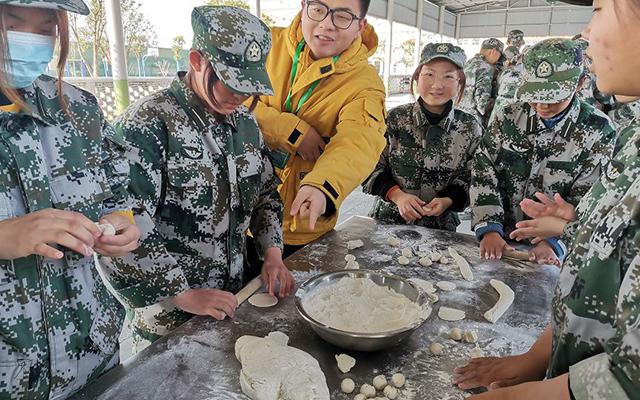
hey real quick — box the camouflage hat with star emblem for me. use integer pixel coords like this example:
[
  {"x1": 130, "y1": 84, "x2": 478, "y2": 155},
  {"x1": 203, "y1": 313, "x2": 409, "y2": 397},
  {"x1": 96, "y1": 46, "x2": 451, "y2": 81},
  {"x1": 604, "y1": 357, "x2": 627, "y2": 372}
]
[
  {"x1": 0, "y1": 0, "x2": 89, "y2": 15},
  {"x1": 481, "y1": 38, "x2": 505, "y2": 54},
  {"x1": 191, "y1": 6, "x2": 273, "y2": 96},
  {"x1": 419, "y1": 42, "x2": 467, "y2": 69},
  {"x1": 517, "y1": 38, "x2": 584, "y2": 103}
]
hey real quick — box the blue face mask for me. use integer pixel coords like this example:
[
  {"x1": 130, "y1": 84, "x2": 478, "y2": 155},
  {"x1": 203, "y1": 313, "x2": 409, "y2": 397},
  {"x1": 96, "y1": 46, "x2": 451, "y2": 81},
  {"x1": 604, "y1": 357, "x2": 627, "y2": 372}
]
[{"x1": 4, "y1": 31, "x2": 55, "y2": 89}]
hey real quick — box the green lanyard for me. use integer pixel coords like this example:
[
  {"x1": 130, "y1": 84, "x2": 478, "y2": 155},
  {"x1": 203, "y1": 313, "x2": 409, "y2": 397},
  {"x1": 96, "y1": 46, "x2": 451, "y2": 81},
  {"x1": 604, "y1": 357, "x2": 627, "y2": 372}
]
[{"x1": 284, "y1": 39, "x2": 338, "y2": 114}]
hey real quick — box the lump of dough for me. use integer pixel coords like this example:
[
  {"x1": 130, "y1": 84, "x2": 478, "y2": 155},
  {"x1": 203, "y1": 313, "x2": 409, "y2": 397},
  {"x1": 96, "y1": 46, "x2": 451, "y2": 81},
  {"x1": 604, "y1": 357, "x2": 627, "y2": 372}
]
[
  {"x1": 354, "y1": 395, "x2": 367, "y2": 400},
  {"x1": 372, "y1": 374, "x2": 387, "y2": 390},
  {"x1": 449, "y1": 327, "x2": 463, "y2": 341},
  {"x1": 335, "y1": 353, "x2": 356, "y2": 373},
  {"x1": 235, "y1": 332, "x2": 330, "y2": 400},
  {"x1": 383, "y1": 385, "x2": 399, "y2": 399},
  {"x1": 438, "y1": 306, "x2": 466, "y2": 321},
  {"x1": 387, "y1": 236, "x2": 401, "y2": 247},
  {"x1": 436, "y1": 281, "x2": 456, "y2": 291},
  {"x1": 341, "y1": 378, "x2": 355, "y2": 394},
  {"x1": 345, "y1": 254, "x2": 356, "y2": 262},
  {"x1": 440, "y1": 257, "x2": 450, "y2": 265},
  {"x1": 345, "y1": 260, "x2": 360, "y2": 269},
  {"x1": 418, "y1": 257, "x2": 433, "y2": 267},
  {"x1": 470, "y1": 346, "x2": 485, "y2": 358},
  {"x1": 430, "y1": 342, "x2": 444, "y2": 355},
  {"x1": 360, "y1": 383, "x2": 376, "y2": 397},
  {"x1": 463, "y1": 330, "x2": 478, "y2": 344},
  {"x1": 95, "y1": 222, "x2": 116, "y2": 236},
  {"x1": 430, "y1": 251, "x2": 442, "y2": 262},
  {"x1": 390, "y1": 373, "x2": 405, "y2": 388},
  {"x1": 397, "y1": 256, "x2": 410, "y2": 265},
  {"x1": 401, "y1": 247, "x2": 413, "y2": 258},
  {"x1": 347, "y1": 239, "x2": 364, "y2": 250}
]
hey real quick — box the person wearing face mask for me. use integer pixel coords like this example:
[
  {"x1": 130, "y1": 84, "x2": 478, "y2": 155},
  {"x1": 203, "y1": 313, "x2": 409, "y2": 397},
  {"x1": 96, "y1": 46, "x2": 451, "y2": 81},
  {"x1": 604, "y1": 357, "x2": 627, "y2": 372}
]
[
  {"x1": 455, "y1": 0, "x2": 640, "y2": 398},
  {"x1": 249, "y1": 0, "x2": 386, "y2": 257},
  {"x1": 0, "y1": 0, "x2": 142, "y2": 398},
  {"x1": 363, "y1": 43, "x2": 482, "y2": 231},
  {"x1": 106, "y1": 6, "x2": 294, "y2": 352},
  {"x1": 459, "y1": 38, "x2": 504, "y2": 127},
  {"x1": 470, "y1": 38, "x2": 616, "y2": 266}
]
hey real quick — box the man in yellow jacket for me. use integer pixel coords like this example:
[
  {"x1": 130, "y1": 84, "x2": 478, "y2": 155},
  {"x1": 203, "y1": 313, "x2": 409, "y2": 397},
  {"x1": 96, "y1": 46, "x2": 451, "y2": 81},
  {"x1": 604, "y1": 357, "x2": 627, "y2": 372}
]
[{"x1": 252, "y1": 0, "x2": 387, "y2": 255}]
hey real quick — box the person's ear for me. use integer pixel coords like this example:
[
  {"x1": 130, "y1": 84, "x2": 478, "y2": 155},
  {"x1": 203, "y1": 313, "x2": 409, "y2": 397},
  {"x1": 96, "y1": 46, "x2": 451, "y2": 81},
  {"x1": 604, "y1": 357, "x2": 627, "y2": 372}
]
[
  {"x1": 189, "y1": 50, "x2": 205, "y2": 72},
  {"x1": 358, "y1": 17, "x2": 367, "y2": 34}
]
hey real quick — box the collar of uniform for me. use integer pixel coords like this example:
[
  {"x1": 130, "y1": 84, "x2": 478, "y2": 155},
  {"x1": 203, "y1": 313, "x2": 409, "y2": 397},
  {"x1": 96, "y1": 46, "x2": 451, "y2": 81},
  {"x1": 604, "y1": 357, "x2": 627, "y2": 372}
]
[
  {"x1": 526, "y1": 96, "x2": 580, "y2": 139},
  {"x1": 168, "y1": 72, "x2": 237, "y2": 131},
  {"x1": 413, "y1": 99, "x2": 454, "y2": 130}
]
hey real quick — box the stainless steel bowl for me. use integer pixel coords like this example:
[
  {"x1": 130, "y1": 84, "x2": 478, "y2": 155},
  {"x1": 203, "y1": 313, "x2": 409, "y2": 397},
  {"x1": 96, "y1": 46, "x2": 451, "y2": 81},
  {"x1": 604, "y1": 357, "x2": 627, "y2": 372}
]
[{"x1": 294, "y1": 270, "x2": 431, "y2": 351}]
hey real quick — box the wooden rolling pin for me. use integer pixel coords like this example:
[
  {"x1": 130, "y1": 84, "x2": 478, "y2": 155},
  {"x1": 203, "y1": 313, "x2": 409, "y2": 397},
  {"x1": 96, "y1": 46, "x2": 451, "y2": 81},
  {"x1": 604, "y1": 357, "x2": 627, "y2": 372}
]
[
  {"x1": 235, "y1": 276, "x2": 264, "y2": 305},
  {"x1": 503, "y1": 249, "x2": 531, "y2": 261}
]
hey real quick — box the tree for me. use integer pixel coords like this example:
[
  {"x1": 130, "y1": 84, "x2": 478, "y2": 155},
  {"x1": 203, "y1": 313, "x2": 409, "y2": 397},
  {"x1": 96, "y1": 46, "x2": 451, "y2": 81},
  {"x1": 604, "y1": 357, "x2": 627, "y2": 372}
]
[
  {"x1": 122, "y1": 0, "x2": 157, "y2": 76},
  {"x1": 156, "y1": 59, "x2": 172, "y2": 77},
  {"x1": 172, "y1": 36, "x2": 186, "y2": 72},
  {"x1": 70, "y1": 0, "x2": 108, "y2": 77}
]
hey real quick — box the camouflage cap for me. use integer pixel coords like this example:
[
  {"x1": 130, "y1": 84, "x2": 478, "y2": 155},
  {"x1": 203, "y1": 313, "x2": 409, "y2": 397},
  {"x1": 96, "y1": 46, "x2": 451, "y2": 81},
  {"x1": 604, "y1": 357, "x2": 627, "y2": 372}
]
[
  {"x1": 508, "y1": 29, "x2": 525, "y2": 48},
  {"x1": 419, "y1": 42, "x2": 467, "y2": 69},
  {"x1": 503, "y1": 46, "x2": 520, "y2": 61},
  {"x1": 517, "y1": 38, "x2": 584, "y2": 104},
  {"x1": 0, "y1": 0, "x2": 89, "y2": 15},
  {"x1": 191, "y1": 6, "x2": 273, "y2": 96},
  {"x1": 481, "y1": 38, "x2": 504, "y2": 54}
]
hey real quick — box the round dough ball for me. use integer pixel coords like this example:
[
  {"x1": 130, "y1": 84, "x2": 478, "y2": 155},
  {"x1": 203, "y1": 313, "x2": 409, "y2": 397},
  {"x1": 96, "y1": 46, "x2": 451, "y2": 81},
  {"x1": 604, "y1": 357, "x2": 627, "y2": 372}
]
[
  {"x1": 401, "y1": 247, "x2": 413, "y2": 258},
  {"x1": 418, "y1": 256, "x2": 433, "y2": 267},
  {"x1": 470, "y1": 346, "x2": 485, "y2": 358},
  {"x1": 383, "y1": 385, "x2": 399, "y2": 399},
  {"x1": 390, "y1": 373, "x2": 406, "y2": 388},
  {"x1": 398, "y1": 255, "x2": 410, "y2": 265},
  {"x1": 95, "y1": 222, "x2": 116, "y2": 236},
  {"x1": 464, "y1": 330, "x2": 478, "y2": 344},
  {"x1": 387, "y1": 236, "x2": 401, "y2": 247},
  {"x1": 372, "y1": 374, "x2": 387, "y2": 390},
  {"x1": 345, "y1": 254, "x2": 356, "y2": 262},
  {"x1": 341, "y1": 378, "x2": 355, "y2": 394},
  {"x1": 430, "y1": 251, "x2": 442, "y2": 262},
  {"x1": 354, "y1": 394, "x2": 367, "y2": 400},
  {"x1": 360, "y1": 383, "x2": 376, "y2": 397},
  {"x1": 440, "y1": 257, "x2": 450, "y2": 265},
  {"x1": 430, "y1": 342, "x2": 444, "y2": 355},
  {"x1": 449, "y1": 327, "x2": 463, "y2": 341}
]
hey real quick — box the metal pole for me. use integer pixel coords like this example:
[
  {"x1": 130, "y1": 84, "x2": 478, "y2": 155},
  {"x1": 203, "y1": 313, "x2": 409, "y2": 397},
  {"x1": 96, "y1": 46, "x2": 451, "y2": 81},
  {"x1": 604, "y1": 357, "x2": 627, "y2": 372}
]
[
  {"x1": 105, "y1": 0, "x2": 130, "y2": 114},
  {"x1": 249, "y1": 0, "x2": 261, "y2": 17},
  {"x1": 438, "y1": 5, "x2": 445, "y2": 41},
  {"x1": 455, "y1": 13, "x2": 461, "y2": 40},
  {"x1": 384, "y1": 0, "x2": 395, "y2": 94},
  {"x1": 414, "y1": 0, "x2": 424, "y2": 68}
]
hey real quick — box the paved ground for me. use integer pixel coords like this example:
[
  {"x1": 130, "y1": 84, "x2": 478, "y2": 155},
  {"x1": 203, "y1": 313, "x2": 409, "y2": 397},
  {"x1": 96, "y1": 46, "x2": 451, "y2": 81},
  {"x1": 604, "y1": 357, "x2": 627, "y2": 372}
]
[{"x1": 117, "y1": 94, "x2": 474, "y2": 361}]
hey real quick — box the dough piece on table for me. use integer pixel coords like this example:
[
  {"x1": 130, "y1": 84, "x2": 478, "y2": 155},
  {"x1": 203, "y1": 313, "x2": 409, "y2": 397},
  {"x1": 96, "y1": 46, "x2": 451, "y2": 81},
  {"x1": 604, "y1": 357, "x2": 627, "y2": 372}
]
[
  {"x1": 449, "y1": 327, "x2": 463, "y2": 341},
  {"x1": 345, "y1": 260, "x2": 360, "y2": 269},
  {"x1": 345, "y1": 254, "x2": 356, "y2": 262},
  {"x1": 470, "y1": 346, "x2": 485, "y2": 358},
  {"x1": 347, "y1": 240, "x2": 364, "y2": 250},
  {"x1": 397, "y1": 255, "x2": 410, "y2": 265},
  {"x1": 418, "y1": 256, "x2": 433, "y2": 267},
  {"x1": 372, "y1": 374, "x2": 387, "y2": 390},
  {"x1": 430, "y1": 342, "x2": 444, "y2": 355},
  {"x1": 354, "y1": 395, "x2": 367, "y2": 400},
  {"x1": 438, "y1": 306, "x2": 466, "y2": 321},
  {"x1": 448, "y1": 247, "x2": 473, "y2": 281},
  {"x1": 427, "y1": 292, "x2": 439, "y2": 303},
  {"x1": 440, "y1": 257, "x2": 450, "y2": 265},
  {"x1": 341, "y1": 378, "x2": 355, "y2": 394},
  {"x1": 95, "y1": 222, "x2": 116, "y2": 236},
  {"x1": 463, "y1": 330, "x2": 478, "y2": 344},
  {"x1": 484, "y1": 279, "x2": 515, "y2": 323},
  {"x1": 430, "y1": 251, "x2": 442, "y2": 262},
  {"x1": 248, "y1": 293, "x2": 278, "y2": 308},
  {"x1": 360, "y1": 383, "x2": 376, "y2": 397},
  {"x1": 383, "y1": 385, "x2": 399, "y2": 399},
  {"x1": 335, "y1": 353, "x2": 356, "y2": 373},
  {"x1": 409, "y1": 278, "x2": 436, "y2": 294},
  {"x1": 436, "y1": 281, "x2": 456, "y2": 291},
  {"x1": 390, "y1": 373, "x2": 406, "y2": 388},
  {"x1": 401, "y1": 247, "x2": 413, "y2": 258},
  {"x1": 235, "y1": 332, "x2": 330, "y2": 400},
  {"x1": 387, "y1": 236, "x2": 401, "y2": 247}
]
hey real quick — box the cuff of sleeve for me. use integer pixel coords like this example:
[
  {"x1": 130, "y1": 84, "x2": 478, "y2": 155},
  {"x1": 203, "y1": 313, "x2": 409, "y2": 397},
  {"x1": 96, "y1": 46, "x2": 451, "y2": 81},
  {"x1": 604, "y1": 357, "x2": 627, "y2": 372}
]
[
  {"x1": 288, "y1": 119, "x2": 311, "y2": 151},
  {"x1": 544, "y1": 237, "x2": 567, "y2": 259},
  {"x1": 323, "y1": 193, "x2": 337, "y2": 217},
  {"x1": 562, "y1": 219, "x2": 580, "y2": 244},
  {"x1": 301, "y1": 179, "x2": 341, "y2": 209},
  {"x1": 569, "y1": 353, "x2": 630, "y2": 400},
  {"x1": 474, "y1": 222, "x2": 504, "y2": 241},
  {"x1": 437, "y1": 184, "x2": 468, "y2": 212},
  {"x1": 113, "y1": 266, "x2": 190, "y2": 309},
  {"x1": 110, "y1": 209, "x2": 136, "y2": 225}
]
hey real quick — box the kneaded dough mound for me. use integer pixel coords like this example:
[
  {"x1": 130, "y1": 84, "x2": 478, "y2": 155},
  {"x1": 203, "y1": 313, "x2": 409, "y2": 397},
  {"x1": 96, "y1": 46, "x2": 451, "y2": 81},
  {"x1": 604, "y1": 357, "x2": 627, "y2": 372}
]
[{"x1": 235, "y1": 332, "x2": 330, "y2": 400}]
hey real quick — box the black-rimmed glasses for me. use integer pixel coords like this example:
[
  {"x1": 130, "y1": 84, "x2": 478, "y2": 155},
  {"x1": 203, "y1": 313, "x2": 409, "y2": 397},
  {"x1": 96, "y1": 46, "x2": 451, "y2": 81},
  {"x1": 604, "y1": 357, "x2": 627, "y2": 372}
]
[{"x1": 305, "y1": 0, "x2": 362, "y2": 30}]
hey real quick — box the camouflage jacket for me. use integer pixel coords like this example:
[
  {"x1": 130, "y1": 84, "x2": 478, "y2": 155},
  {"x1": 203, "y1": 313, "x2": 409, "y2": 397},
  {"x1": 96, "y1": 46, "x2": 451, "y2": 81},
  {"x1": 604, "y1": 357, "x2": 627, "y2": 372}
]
[
  {"x1": 0, "y1": 76, "x2": 128, "y2": 399},
  {"x1": 470, "y1": 98, "x2": 616, "y2": 251},
  {"x1": 609, "y1": 99, "x2": 640, "y2": 134},
  {"x1": 459, "y1": 54, "x2": 495, "y2": 122},
  {"x1": 578, "y1": 72, "x2": 615, "y2": 111},
  {"x1": 497, "y1": 63, "x2": 523, "y2": 103},
  {"x1": 548, "y1": 122, "x2": 640, "y2": 400},
  {"x1": 105, "y1": 74, "x2": 283, "y2": 341},
  {"x1": 363, "y1": 101, "x2": 483, "y2": 231}
]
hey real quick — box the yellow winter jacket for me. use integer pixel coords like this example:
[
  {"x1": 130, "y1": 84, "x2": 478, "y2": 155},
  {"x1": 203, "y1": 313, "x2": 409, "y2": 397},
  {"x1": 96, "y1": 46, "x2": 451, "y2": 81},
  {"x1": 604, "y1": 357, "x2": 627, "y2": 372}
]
[{"x1": 253, "y1": 13, "x2": 387, "y2": 245}]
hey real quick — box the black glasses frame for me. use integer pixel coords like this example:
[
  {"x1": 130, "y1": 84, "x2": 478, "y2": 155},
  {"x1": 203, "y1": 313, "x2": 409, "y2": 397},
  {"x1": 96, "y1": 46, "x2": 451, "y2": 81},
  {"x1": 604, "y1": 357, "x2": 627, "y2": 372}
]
[{"x1": 304, "y1": 0, "x2": 363, "y2": 30}]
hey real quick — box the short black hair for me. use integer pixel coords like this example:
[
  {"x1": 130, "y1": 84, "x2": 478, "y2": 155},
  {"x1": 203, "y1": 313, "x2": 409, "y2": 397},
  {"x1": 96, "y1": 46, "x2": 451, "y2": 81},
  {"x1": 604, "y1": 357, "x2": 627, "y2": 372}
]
[{"x1": 359, "y1": 0, "x2": 371, "y2": 16}]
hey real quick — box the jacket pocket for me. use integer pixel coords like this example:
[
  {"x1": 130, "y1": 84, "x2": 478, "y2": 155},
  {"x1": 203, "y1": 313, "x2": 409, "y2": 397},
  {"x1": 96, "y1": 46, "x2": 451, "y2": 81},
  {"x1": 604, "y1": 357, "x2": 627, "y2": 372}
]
[
  {"x1": 162, "y1": 161, "x2": 218, "y2": 221},
  {"x1": 49, "y1": 167, "x2": 113, "y2": 220},
  {"x1": 543, "y1": 160, "x2": 578, "y2": 195}
]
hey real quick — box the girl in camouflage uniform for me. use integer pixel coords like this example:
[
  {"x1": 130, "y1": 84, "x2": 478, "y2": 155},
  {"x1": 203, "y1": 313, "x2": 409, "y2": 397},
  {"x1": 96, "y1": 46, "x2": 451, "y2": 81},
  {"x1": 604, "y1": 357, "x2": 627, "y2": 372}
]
[
  {"x1": 456, "y1": 0, "x2": 640, "y2": 398},
  {"x1": 0, "y1": 1, "x2": 141, "y2": 398},
  {"x1": 107, "y1": 6, "x2": 294, "y2": 351},
  {"x1": 364, "y1": 43, "x2": 483, "y2": 231}
]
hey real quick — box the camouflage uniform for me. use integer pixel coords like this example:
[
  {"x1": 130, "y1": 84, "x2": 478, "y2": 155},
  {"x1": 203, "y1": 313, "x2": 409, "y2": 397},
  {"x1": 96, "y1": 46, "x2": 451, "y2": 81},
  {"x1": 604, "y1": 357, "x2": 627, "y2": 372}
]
[
  {"x1": 459, "y1": 38, "x2": 503, "y2": 124},
  {"x1": 609, "y1": 98, "x2": 640, "y2": 132},
  {"x1": 102, "y1": 6, "x2": 283, "y2": 347},
  {"x1": 363, "y1": 44, "x2": 483, "y2": 231},
  {"x1": 548, "y1": 121, "x2": 640, "y2": 400},
  {"x1": 470, "y1": 39, "x2": 616, "y2": 257},
  {"x1": 507, "y1": 29, "x2": 525, "y2": 50}
]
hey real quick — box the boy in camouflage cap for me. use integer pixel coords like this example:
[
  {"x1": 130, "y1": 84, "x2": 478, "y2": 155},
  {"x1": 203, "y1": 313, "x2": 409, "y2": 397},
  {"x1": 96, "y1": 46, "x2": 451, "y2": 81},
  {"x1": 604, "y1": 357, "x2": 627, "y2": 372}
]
[
  {"x1": 0, "y1": 1, "x2": 142, "y2": 399},
  {"x1": 364, "y1": 42, "x2": 483, "y2": 231},
  {"x1": 107, "y1": 6, "x2": 294, "y2": 351},
  {"x1": 470, "y1": 38, "x2": 615, "y2": 264},
  {"x1": 459, "y1": 38, "x2": 504, "y2": 126},
  {"x1": 507, "y1": 29, "x2": 525, "y2": 50}
]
